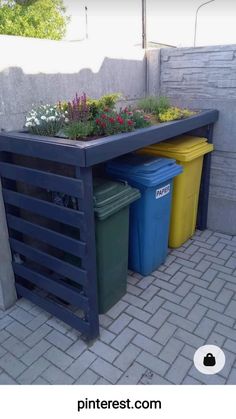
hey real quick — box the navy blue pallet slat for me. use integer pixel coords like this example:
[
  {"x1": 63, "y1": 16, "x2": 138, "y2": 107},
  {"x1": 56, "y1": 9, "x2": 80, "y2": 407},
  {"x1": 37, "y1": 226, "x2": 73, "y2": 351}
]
[
  {"x1": 7, "y1": 214, "x2": 86, "y2": 258},
  {"x1": 10, "y1": 238, "x2": 87, "y2": 286},
  {"x1": 0, "y1": 162, "x2": 83, "y2": 198},
  {"x1": 15, "y1": 283, "x2": 90, "y2": 335},
  {"x1": 2, "y1": 189, "x2": 85, "y2": 230},
  {"x1": 13, "y1": 263, "x2": 89, "y2": 310}
]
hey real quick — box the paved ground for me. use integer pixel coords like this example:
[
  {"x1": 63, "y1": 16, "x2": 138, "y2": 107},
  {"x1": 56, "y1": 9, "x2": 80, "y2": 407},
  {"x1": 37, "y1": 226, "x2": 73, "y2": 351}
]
[{"x1": 0, "y1": 229, "x2": 236, "y2": 385}]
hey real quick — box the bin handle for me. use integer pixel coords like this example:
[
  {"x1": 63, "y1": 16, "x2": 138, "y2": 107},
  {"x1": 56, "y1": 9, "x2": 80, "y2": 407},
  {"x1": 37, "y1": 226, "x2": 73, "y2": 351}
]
[{"x1": 93, "y1": 179, "x2": 128, "y2": 205}]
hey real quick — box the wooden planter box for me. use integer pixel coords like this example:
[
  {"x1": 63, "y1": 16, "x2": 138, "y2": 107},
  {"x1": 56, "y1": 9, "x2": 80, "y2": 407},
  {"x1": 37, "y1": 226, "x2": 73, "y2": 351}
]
[{"x1": 0, "y1": 109, "x2": 219, "y2": 339}]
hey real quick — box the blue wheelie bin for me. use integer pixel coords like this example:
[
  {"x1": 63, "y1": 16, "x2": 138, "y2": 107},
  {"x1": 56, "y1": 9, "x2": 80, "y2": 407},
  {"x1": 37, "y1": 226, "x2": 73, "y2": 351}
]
[{"x1": 106, "y1": 154, "x2": 182, "y2": 276}]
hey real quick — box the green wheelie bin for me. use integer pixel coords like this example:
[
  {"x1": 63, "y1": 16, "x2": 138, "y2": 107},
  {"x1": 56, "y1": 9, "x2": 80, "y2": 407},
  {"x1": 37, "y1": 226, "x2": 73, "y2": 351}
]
[{"x1": 93, "y1": 178, "x2": 140, "y2": 313}]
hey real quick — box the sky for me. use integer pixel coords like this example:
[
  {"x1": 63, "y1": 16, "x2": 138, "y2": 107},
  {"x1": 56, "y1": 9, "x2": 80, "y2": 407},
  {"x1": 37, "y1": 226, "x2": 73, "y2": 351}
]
[{"x1": 63, "y1": 0, "x2": 236, "y2": 48}]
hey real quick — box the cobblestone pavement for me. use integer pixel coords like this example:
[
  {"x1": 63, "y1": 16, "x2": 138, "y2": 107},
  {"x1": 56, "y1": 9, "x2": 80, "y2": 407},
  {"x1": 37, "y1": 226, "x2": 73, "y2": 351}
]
[{"x1": 0, "y1": 229, "x2": 236, "y2": 385}]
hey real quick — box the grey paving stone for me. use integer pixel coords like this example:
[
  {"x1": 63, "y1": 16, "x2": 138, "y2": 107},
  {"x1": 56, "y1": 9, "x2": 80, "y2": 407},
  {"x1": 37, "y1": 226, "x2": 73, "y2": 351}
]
[
  {"x1": 108, "y1": 313, "x2": 132, "y2": 334},
  {"x1": 182, "y1": 375, "x2": 202, "y2": 384},
  {"x1": 66, "y1": 339, "x2": 87, "y2": 358},
  {"x1": 2, "y1": 336, "x2": 28, "y2": 358},
  {"x1": 185, "y1": 275, "x2": 209, "y2": 289},
  {"x1": 219, "y1": 349, "x2": 236, "y2": 379},
  {"x1": 218, "y1": 249, "x2": 233, "y2": 261},
  {"x1": 75, "y1": 369, "x2": 98, "y2": 385},
  {"x1": 122, "y1": 294, "x2": 146, "y2": 309},
  {"x1": 44, "y1": 347, "x2": 74, "y2": 370},
  {"x1": 206, "y1": 310, "x2": 234, "y2": 327},
  {"x1": 216, "y1": 288, "x2": 234, "y2": 305},
  {"x1": 158, "y1": 290, "x2": 182, "y2": 304},
  {"x1": 33, "y1": 377, "x2": 50, "y2": 385},
  {"x1": 175, "y1": 282, "x2": 193, "y2": 297},
  {"x1": 111, "y1": 328, "x2": 136, "y2": 352},
  {"x1": 96, "y1": 377, "x2": 111, "y2": 385},
  {"x1": 140, "y1": 285, "x2": 159, "y2": 301},
  {"x1": 27, "y1": 313, "x2": 51, "y2": 331},
  {"x1": 163, "y1": 301, "x2": 188, "y2": 318},
  {"x1": 0, "y1": 345, "x2": 6, "y2": 358},
  {"x1": 181, "y1": 292, "x2": 200, "y2": 310},
  {"x1": 132, "y1": 334, "x2": 162, "y2": 356},
  {"x1": 224, "y1": 339, "x2": 236, "y2": 354},
  {"x1": 208, "y1": 332, "x2": 226, "y2": 347},
  {"x1": 140, "y1": 370, "x2": 171, "y2": 385},
  {"x1": 195, "y1": 260, "x2": 212, "y2": 273},
  {"x1": 118, "y1": 362, "x2": 146, "y2": 384},
  {"x1": 9, "y1": 307, "x2": 35, "y2": 325},
  {"x1": 99, "y1": 328, "x2": 116, "y2": 344},
  {"x1": 45, "y1": 330, "x2": 74, "y2": 351},
  {"x1": 90, "y1": 340, "x2": 119, "y2": 363},
  {"x1": 192, "y1": 285, "x2": 216, "y2": 300},
  {"x1": 174, "y1": 329, "x2": 204, "y2": 348},
  {"x1": 136, "y1": 351, "x2": 169, "y2": 376},
  {"x1": 210, "y1": 263, "x2": 233, "y2": 275},
  {"x1": 183, "y1": 245, "x2": 199, "y2": 256},
  {"x1": 227, "y1": 368, "x2": 236, "y2": 384},
  {"x1": 205, "y1": 255, "x2": 226, "y2": 266},
  {"x1": 224, "y1": 300, "x2": 236, "y2": 319},
  {"x1": 42, "y1": 365, "x2": 74, "y2": 384},
  {"x1": 194, "y1": 318, "x2": 216, "y2": 339},
  {"x1": 90, "y1": 358, "x2": 123, "y2": 384},
  {"x1": 129, "y1": 319, "x2": 156, "y2": 338},
  {"x1": 114, "y1": 343, "x2": 141, "y2": 371},
  {"x1": 169, "y1": 314, "x2": 196, "y2": 332},
  {"x1": 144, "y1": 296, "x2": 164, "y2": 314},
  {"x1": 17, "y1": 358, "x2": 50, "y2": 384},
  {"x1": 170, "y1": 271, "x2": 187, "y2": 286},
  {"x1": 159, "y1": 337, "x2": 184, "y2": 364},
  {"x1": 0, "y1": 372, "x2": 17, "y2": 384},
  {"x1": 0, "y1": 353, "x2": 26, "y2": 378},
  {"x1": 0, "y1": 330, "x2": 10, "y2": 344},
  {"x1": 152, "y1": 271, "x2": 171, "y2": 282},
  {"x1": 174, "y1": 258, "x2": 196, "y2": 269},
  {"x1": 136, "y1": 275, "x2": 155, "y2": 290},
  {"x1": 106, "y1": 301, "x2": 128, "y2": 319},
  {"x1": 153, "y1": 278, "x2": 176, "y2": 292},
  {"x1": 99, "y1": 314, "x2": 113, "y2": 328},
  {"x1": 181, "y1": 344, "x2": 196, "y2": 361},
  {"x1": 21, "y1": 340, "x2": 51, "y2": 366},
  {"x1": 46, "y1": 318, "x2": 71, "y2": 334},
  {"x1": 153, "y1": 322, "x2": 176, "y2": 345},
  {"x1": 199, "y1": 297, "x2": 225, "y2": 313},
  {"x1": 215, "y1": 324, "x2": 236, "y2": 341},
  {"x1": 201, "y1": 268, "x2": 218, "y2": 282},
  {"x1": 165, "y1": 355, "x2": 192, "y2": 384},
  {"x1": 189, "y1": 251, "x2": 205, "y2": 263},
  {"x1": 148, "y1": 308, "x2": 170, "y2": 328},
  {"x1": 125, "y1": 305, "x2": 151, "y2": 322},
  {"x1": 165, "y1": 263, "x2": 181, "y2": 276},
  {"x1": 24, "y1": 324, "x2": 52, "y2": 347},
  {"x1": 66, "y1": 351, "x2": 97, "y2": 380},
  {"x1": 180, "y1": 267, "x2": 202, "y2": 278},
  {"x1": 189, "y1": 366, "x2": 226, "y2": 384},
  {"x1": 6, "y1": 321, "x2": 31, "y2": 340},
  {"x1": 226, "y1": 257, "x2": 236, "y2": 269},
  {"x1": 127, "y1": 284, "x2": 142, "y2": 296},
  {"x1": 208, "y1": 277, "x2": 225, "y2": 294}
]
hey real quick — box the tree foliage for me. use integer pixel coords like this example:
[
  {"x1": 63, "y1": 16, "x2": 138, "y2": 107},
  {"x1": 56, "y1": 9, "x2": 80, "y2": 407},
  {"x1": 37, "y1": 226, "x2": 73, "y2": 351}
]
[{"x1": 0, "y1": 0, "x2": 69, "y2": 40}]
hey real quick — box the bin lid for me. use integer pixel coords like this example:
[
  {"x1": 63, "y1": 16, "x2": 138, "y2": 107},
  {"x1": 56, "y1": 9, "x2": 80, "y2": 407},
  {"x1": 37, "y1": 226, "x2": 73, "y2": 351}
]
[
  {"x1": 93, "y1": 177, "x2": 141, "y2": 220},
  {"x1": 140, "y1": 135, "x2": 214, "y2": 162},
  {"x1": 106, "y1": 154, "x2": 182, "y2": 187}
]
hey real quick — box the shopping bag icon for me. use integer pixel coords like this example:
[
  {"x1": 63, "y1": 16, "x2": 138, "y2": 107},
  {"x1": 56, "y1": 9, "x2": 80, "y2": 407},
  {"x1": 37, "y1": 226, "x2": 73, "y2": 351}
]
[{"x1": 203, "y1": 353, "x2": 216, "y2": 367}]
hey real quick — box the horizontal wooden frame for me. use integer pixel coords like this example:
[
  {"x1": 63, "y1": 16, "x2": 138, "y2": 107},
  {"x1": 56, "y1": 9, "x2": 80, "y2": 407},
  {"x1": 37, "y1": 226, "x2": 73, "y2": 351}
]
[
  {"x1": 10, "y1": 238, "x2": 87, "y2": 286},
  {"x1": 2, "y1": 189, "x2": 85, "y2": 231},
  {"x1": 0, "y1": 110, "x2": 219, "y2": 168},
  {"x1": 7, "y1": 214, "x2": 86, "y2": 258},
  {"x1": 0, "y1": 162, "x2": 83, "y2": 198},
  {"x1": 14, "y1": 263, "x2": 89, "y2": 310}
]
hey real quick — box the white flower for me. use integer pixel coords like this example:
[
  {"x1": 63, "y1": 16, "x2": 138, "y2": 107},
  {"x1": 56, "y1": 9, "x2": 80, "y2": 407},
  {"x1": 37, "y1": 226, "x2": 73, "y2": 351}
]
[
  {"x1": 48, "y1": 116, "x2": 56, "y2": 121},
  {"x1": 41, "y1": 116, "x2": 46, "y2": 120},
  {"x1": 25, "y1": 122, "x2": 32, "y2": 127}
]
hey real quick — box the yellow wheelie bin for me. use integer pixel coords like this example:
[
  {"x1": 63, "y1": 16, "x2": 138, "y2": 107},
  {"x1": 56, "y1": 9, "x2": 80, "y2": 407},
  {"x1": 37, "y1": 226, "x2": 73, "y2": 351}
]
[{"x1": 138, "y1": 135, "x2": 214, "y2": 248}]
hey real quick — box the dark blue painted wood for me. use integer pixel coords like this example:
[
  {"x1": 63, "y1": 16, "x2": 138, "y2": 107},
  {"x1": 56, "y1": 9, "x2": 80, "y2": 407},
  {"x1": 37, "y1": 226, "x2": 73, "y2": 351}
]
[
  {"x1": 0, "y1": 162, "x2": 83, "y2": 198},
  {"x1": 2, "y1": 189, "x2": 85, "y2": 231},
  {"x1": 14, "y1": 263, "x2": 89, "y2": 310},
  {"x1": 10, "y1": 239, "x2": 87, "y2": 286},
  {"x1": 7, "y1": 214, "x2": 86, "y2": 258},
  {"x1": 77, "y1": 167, "x2": 99, "y2": 340},
  {"x1": 197, "y1": 123, "x2": 214, "y2": 230},
  {"x1": 16, "y1": 283, "x2": 90, "y2": 335}
]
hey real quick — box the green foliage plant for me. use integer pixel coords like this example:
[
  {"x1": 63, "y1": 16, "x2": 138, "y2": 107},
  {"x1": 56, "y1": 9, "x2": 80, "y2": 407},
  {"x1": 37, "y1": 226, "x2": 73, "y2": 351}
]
[
  {"x1": 63, "y1": 121, "x2": 95, "y2": 141},
  {"x1": 137, "y1": 96, "x2": 170, "y2": 117},
  {"x1": 0, "y1": 0, "x2": 69, "y2": 40}
]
